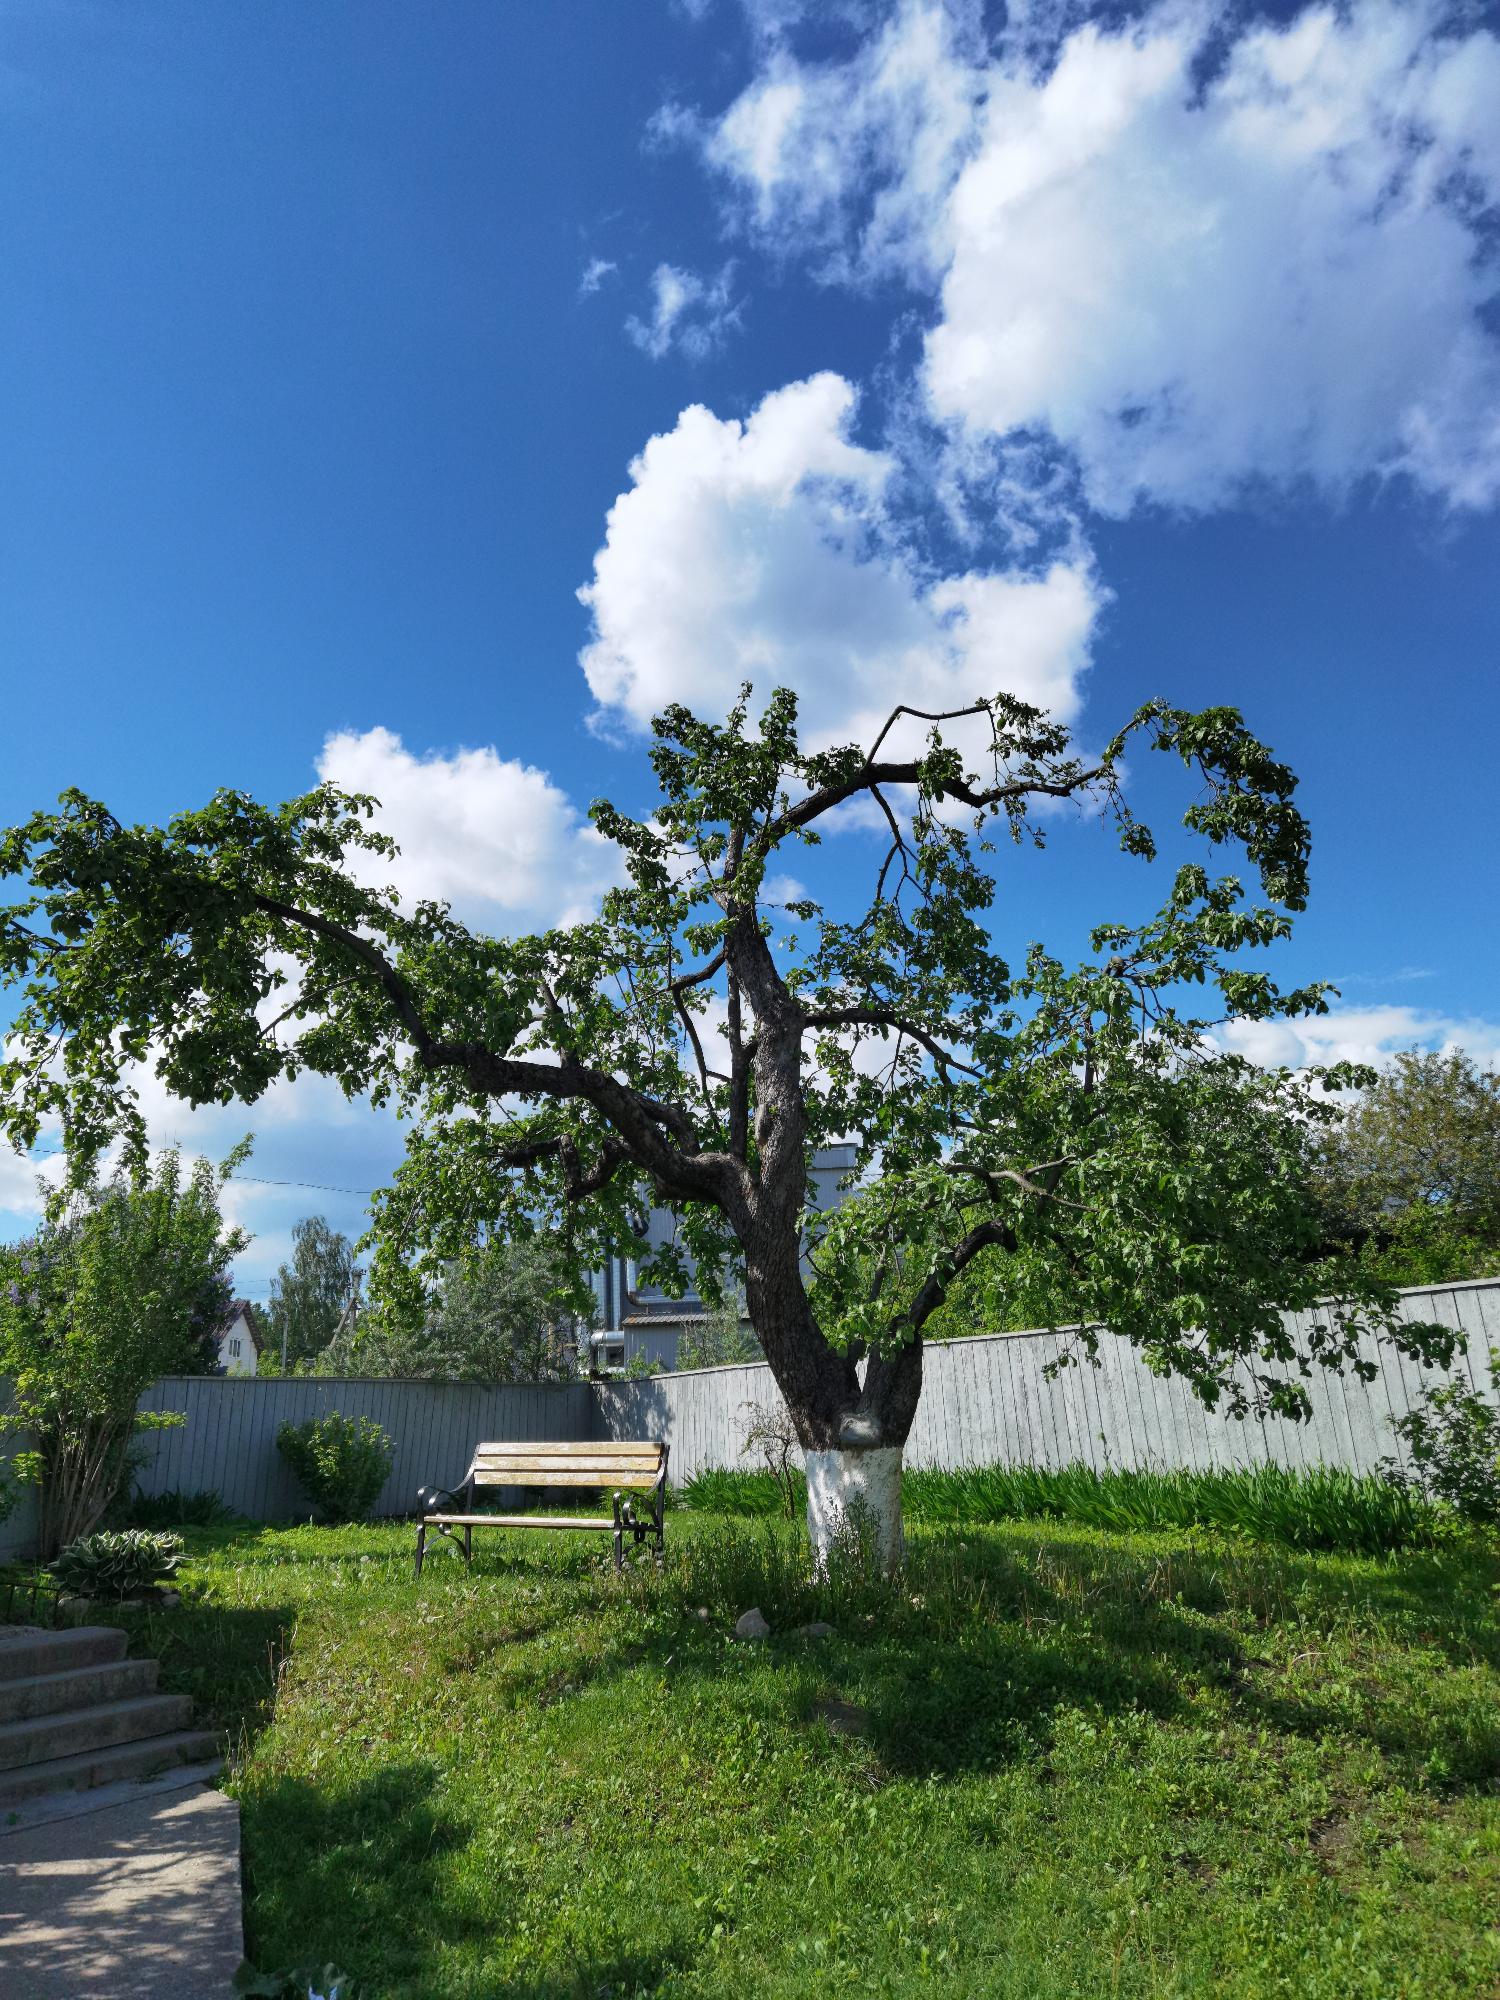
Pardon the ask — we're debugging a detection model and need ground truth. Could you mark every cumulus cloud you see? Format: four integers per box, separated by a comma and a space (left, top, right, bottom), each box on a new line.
706, 0, 983, 283
697, 0, 1500, 513
577, 371, 1103, 749
626, 261, 743, 360
1220, 1005, 1500, 1078
316, 727, 620, 932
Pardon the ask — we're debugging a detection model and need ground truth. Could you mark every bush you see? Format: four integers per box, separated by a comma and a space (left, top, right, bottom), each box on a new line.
1387, 1347, 1500, 1529
121, 1486, 238, 1529
0, 1144, 247, 1558
50, 1528, 184, 1598
277, 1412, 393, 1523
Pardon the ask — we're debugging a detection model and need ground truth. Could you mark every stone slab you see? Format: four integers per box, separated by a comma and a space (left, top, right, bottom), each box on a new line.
0, 1777, 243, 1998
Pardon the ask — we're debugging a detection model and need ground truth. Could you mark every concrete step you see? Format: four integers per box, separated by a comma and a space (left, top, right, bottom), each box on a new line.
0, 1656, 159, 1725
0, 1625, 128, 1682
0, 1729, 223, 1809
0, 1693, 193, 1774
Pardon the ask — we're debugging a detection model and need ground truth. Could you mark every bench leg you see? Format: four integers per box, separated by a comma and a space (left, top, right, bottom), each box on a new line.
415, 1522, 427, 1580
463, 1524, 473, 1566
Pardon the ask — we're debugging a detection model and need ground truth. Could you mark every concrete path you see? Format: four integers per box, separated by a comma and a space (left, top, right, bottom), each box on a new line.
0, 1771, 244, 1998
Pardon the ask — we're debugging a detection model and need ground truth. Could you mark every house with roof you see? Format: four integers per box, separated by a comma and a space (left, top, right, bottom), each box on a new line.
586, 1142, 856, 1372
213, 1298, 264, 1377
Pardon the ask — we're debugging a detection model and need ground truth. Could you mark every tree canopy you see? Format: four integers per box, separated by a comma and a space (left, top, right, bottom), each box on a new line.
319, 1234, 589, 1383
264, 1215, 362, 1373
1312, 1048, 1500, 1287
0, 687, 1455, 1548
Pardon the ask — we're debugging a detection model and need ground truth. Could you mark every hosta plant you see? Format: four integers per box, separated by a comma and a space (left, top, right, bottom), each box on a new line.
50, 1527, 184, 1599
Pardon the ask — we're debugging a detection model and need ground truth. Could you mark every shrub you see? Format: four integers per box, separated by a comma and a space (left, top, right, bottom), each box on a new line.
50, 1528, 184, 1599
740, 1398, 801, 1516
1387, 1348, 1500, 1529
277, 1412, 393, 1523
0, 1145, 247, 1558
121, 1486, 238, 1529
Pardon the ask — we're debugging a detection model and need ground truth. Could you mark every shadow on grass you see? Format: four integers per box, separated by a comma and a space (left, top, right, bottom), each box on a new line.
93, 1594, 295, 1747
240, 1760, 693, 2000
440, 1520, 1500, 1797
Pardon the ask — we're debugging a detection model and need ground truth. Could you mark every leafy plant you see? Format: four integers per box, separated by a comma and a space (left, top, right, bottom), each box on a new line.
1387, 1348, 1500, 1529
234, 1964, 359, 1999
684, 1458, 1430, 1553
0, 1145, 248, 1558
121, 1486, 238, 1529
50, 1527, 184, 1598
277, 1413, 393, 1524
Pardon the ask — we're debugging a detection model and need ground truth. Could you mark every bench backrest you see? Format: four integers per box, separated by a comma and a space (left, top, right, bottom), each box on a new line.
469, 1441, 667, 1490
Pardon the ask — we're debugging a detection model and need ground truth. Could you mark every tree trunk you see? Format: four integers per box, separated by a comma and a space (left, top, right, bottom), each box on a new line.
805, 1442, 905, 1572
36, 1417, 134, 1562
744, 1228, 924, 1575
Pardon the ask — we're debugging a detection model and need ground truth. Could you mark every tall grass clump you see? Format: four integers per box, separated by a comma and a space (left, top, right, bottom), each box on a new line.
684, 1460, 1430, 1552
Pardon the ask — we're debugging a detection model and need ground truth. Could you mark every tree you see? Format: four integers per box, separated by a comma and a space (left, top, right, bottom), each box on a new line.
264, 1215, 362, 1372
0, 1146, 246, 1558
318, 1234, 588, 1382
678, 1291, 762, 1371
0, 688, 1455, 1570
1313, 1050, 1500, 1282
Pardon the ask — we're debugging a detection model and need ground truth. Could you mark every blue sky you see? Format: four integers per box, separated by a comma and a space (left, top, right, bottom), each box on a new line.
2, 0, 1497, 1297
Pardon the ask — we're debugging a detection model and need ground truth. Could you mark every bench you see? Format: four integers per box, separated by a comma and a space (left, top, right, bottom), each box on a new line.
414, 1440, 669, 1576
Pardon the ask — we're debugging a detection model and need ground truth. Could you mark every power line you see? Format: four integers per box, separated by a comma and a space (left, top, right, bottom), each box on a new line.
232, 1175, 374, 1197
8, 1150, 375, 1200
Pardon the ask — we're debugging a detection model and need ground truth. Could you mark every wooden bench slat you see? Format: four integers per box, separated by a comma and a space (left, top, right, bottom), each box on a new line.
476, 1448, 664, 1464
473, 1457, 663, 1475
425, 1513, 616, 1531
472, 1468, 662, 1488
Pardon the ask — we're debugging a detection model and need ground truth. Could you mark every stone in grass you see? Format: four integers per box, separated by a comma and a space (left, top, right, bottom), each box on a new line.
796, 1621, 835, 1640
733, 1608, 772, 1641
811, 1698, 870, 1738
58, 1585, 183, 1622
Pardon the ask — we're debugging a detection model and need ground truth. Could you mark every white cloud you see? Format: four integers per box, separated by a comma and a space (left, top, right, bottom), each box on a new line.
577, 371, 1103, 749
578, 255, 619, 296
1221, 1005, 1500, 1078
698, 0, 1500, 513
626, 261, 742, 360
0, 1053, 401, 1300
316, 727, 620, 932
707, 0, 984, 283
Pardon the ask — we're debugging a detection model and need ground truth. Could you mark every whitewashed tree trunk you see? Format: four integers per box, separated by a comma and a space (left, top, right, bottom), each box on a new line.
804, 1444, 904, 1574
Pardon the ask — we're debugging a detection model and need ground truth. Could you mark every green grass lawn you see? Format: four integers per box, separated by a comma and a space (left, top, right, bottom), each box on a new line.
96, 1513, 1498, 2000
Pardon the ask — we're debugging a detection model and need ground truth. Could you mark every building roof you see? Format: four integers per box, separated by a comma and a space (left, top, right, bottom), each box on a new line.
217, 1298, 265, 1354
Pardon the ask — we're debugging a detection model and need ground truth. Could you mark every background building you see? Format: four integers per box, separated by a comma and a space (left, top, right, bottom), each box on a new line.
586, 1143, 856, 1372
213, 1299, 263, 1377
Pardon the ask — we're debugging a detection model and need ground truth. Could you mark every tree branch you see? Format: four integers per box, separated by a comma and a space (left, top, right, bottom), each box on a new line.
251, 891, 733, 1203
905, 1218, 1020, 1336
802, 1007, 981, 1079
